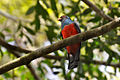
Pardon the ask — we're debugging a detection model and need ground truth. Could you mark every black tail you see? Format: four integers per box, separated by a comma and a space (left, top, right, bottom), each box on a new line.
68, 49, 80, 69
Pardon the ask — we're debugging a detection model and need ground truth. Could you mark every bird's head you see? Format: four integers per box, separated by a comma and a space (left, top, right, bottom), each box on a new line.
58, 16, 71, 22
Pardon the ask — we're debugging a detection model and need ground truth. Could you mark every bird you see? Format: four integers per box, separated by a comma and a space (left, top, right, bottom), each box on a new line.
58, 16, 81, 69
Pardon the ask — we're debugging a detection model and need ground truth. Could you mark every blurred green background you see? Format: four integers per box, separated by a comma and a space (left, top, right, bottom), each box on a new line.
0, 0, 120, 80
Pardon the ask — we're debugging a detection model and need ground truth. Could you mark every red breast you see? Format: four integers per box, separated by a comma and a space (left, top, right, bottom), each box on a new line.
61, 23, 80, 54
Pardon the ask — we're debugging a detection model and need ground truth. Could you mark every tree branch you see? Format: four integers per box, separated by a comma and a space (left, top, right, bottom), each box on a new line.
44, 55, 120, 68
0, 37, 58, 59
26, 64, 41, 80
0, 38, 31, 53
0, 18, 120, 74
0, 10, 31, 22
0, 10, 17, 22
82, 0, 113, 21
8, 50, 41, 80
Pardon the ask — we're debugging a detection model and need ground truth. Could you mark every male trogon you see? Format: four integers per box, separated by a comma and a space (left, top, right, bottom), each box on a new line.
58, 16, 81, 69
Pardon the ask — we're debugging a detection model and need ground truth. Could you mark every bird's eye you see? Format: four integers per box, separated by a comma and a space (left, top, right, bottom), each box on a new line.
66, 16, 70, 19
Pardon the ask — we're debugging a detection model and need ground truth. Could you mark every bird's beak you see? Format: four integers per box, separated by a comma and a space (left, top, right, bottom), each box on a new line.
58, 18, 62, 21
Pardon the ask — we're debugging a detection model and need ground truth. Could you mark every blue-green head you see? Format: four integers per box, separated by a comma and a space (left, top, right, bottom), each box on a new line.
58, 16, 74, 30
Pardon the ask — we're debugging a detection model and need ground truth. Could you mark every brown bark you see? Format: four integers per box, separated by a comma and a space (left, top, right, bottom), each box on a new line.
82, 0, 113, 21
0, 18, 120, 74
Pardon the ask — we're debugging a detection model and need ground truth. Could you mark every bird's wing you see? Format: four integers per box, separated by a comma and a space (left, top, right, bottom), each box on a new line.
73, 23, 81, 33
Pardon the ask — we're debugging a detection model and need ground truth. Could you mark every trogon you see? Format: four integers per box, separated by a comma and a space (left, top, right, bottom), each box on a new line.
58, 16, 81, 69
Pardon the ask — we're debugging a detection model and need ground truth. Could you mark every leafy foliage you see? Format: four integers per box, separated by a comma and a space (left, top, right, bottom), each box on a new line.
0, 0, 120, 80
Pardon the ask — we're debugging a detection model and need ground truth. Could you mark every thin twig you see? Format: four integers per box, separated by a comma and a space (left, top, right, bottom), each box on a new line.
0, 38, 31, 53
0, 10, 31, 22
8, 50, 40, 80
44, 55, 120, 68
27, 64, 41, 80
82, 0, 113, 21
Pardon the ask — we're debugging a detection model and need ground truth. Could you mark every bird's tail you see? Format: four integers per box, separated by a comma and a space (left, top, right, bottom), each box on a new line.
68, 49, 80, 69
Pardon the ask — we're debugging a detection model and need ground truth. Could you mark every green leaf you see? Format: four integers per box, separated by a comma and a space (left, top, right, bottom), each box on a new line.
19, 31, 24, 37
0, 32, 5, 39
95, 40, 100, 46
24, 26, 35, 35
30, 14, 40, 32
85, 44, 93, 60
61, 4, 65, 11
109, 8, 120, 17
50, 0, 57, 11
3, 72, 11, 78
88, 15, 101, 23
0, 46, 4, 57
60, 59, 69, 79
38, 64, 45, 77
101, 41, 120, 60
107, 56, 112, 64
18, 66, 26, 72
26, 6, 35, 15
115, 2, 120, 7
25, 35, 33, 45
42, 59, 53, 67
16, 21, 22, 32
82, 8, 92, 15
50, 0, 58, 17
45, 26, 57, 43
7, 38, 14, 42
21, 74, 25, 80
104, 0, 108, 4
4, 28, 11, 33
35, 14, 40, 32
35, 0, 48, 19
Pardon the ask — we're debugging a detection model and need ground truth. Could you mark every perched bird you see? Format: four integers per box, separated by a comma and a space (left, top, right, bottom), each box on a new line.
58, 16, 81, 69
